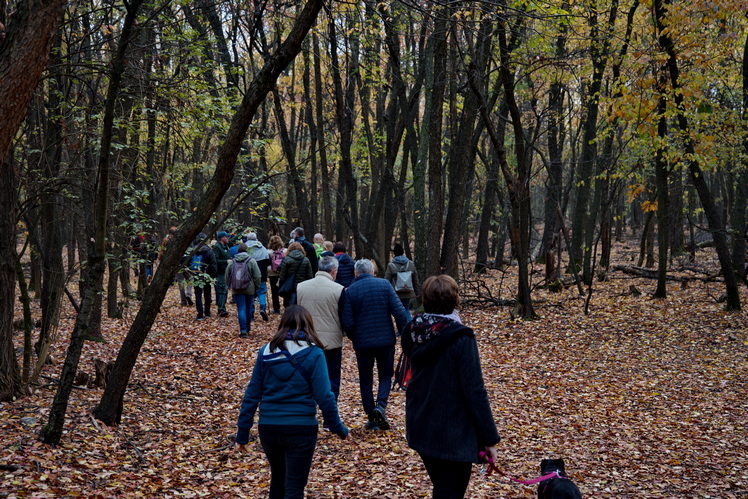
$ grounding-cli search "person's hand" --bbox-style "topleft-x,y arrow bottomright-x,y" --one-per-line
483,445 -> 498,463
333,424 -> 349,440
236,443 -> 248,454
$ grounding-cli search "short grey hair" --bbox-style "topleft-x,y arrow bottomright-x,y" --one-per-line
318,256 -> 339,273
354,259 -> 374,276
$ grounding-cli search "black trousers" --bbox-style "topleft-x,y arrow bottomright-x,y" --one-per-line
258,425 -> 318,499
419,454 -> 473,499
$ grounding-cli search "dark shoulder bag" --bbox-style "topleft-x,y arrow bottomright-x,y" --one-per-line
278,262 -> 301,298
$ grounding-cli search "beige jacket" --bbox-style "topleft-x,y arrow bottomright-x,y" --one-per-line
297,271 -> 344,350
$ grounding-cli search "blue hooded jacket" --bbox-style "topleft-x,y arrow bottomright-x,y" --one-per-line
236,338 -> 347,444
334,253 -> 355,287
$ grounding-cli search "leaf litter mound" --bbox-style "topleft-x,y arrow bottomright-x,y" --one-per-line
2,249 -> 748,498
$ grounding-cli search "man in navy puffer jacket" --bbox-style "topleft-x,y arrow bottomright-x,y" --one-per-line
342,259 -> 408,430
333,241 -> 355,287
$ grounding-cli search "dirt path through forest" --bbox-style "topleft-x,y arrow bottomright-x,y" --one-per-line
2,267 -> 747,497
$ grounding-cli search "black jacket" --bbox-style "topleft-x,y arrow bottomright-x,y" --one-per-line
278,249 -> 314,292
295,237 -> 318,273
401,314 -> 500,462
190,245 -> 218,278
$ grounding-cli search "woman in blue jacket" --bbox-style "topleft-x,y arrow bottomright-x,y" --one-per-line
236,305 -> 348,498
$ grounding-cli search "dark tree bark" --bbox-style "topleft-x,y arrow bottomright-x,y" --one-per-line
569,0 -> 617,282
327,13 -> 362,253
653,69 -> 669,298
40,0 -> 146,445
273,89 -> 312,230
0,0 -> 67,403
654,0 -> 740,310
425,10 -> 449,278
469,0 -> 535,319
732,32 -> 748,282
93,0 -> 326,426
312,31 -> 333,236
35,31 -> 67,374
440,17 -> 492,279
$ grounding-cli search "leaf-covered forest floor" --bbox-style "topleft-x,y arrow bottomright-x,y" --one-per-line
3,243 -> 748,498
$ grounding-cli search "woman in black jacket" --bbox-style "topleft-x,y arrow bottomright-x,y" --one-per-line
401,275 -> 500,498
278,241 -> 313,306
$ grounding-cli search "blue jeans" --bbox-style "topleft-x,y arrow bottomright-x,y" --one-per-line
233,294 -> 254,333
354,345 -> 395,414
249,282 -> 267,319
400,298 -> 412,321
324,348 -> 342,400
258,425 -> 318,499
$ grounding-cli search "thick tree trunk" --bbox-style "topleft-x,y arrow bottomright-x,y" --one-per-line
0,0 -> 67,403
732,33 -> 748,282
653,71 -> 669,298
440,17 -> 492,279
425,11 -> 449,278
93,0 -> 326,426
40,0 -> 146,445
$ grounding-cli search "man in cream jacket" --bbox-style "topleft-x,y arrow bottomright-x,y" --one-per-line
297,256 -> 345,399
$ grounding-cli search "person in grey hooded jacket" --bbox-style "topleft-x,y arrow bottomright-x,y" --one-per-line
225,244 -> 261,338
384,243 -> 419,320
245,232 -> 271,321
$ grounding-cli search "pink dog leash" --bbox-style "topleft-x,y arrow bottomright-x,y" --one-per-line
478,451 -> 567,485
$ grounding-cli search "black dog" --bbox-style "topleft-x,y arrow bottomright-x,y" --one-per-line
537,459 -> 582,498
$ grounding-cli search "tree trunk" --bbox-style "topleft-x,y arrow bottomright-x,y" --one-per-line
327,13 -> 362,254
654,0 -> 740,310
732,33 -> 748,282
653,70 -> 669,298
440,17 -> 492,279
312,31 -> 333,237
273,89 -> 311,230
0,0 -> 67,403
93,0 -> 326,426
425,10 -> 450,278
40,0 -> 146,445
568,0 -> 617,279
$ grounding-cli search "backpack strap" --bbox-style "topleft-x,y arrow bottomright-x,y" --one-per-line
278,349 -> 312,385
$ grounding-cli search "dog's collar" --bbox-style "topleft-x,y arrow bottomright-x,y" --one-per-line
538,471 -> 570,498
540,470 -> 569,481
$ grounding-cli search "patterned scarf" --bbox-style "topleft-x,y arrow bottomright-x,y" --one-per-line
410,313 -> 458,344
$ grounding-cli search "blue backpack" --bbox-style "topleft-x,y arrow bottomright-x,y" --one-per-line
190,252 -> 204,272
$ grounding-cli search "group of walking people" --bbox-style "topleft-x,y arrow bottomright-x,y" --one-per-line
232,232 -> 500,498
